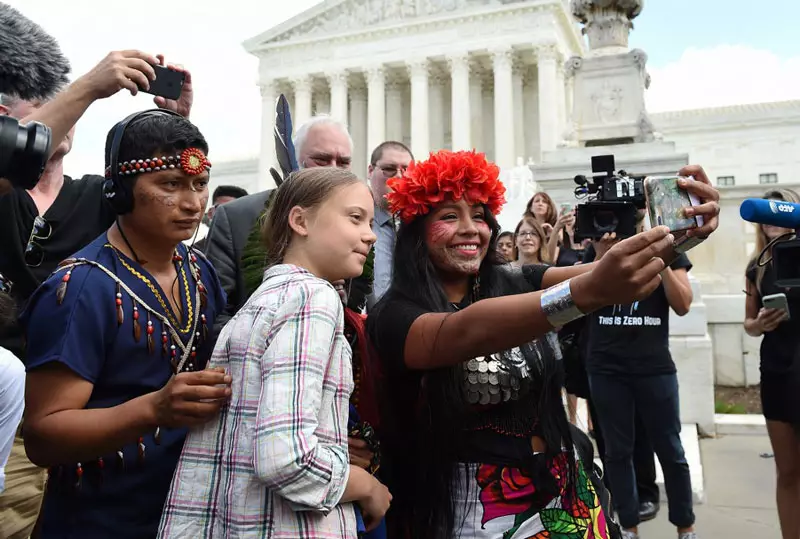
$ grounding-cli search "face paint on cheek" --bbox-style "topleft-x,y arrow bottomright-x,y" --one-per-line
426,220 -> 456,248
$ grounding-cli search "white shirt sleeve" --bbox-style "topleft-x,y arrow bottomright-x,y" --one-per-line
0,348 -> 25,494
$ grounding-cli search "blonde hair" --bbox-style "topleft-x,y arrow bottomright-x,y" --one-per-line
261,167 -> 361,266
749,188 -> 800,293
513,213 -> 551,264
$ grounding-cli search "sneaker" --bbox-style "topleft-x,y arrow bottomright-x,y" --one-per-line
622,531 -> 640,539
678,533 -> 698,539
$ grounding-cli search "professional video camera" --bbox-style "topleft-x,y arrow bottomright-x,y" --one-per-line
740,198 -> 800,288
0,116 -> 51,189
572,154 -> 646,241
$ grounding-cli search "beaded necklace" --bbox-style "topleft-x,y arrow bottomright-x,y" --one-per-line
51,245 -> 210,489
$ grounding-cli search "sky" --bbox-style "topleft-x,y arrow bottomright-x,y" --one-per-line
6,0 -> 800,179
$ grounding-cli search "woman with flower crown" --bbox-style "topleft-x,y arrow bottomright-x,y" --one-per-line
366,149 -> 720,539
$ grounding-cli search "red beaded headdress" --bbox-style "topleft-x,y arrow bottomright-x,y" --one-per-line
386,149 -> 507,223
104,147 -> 212,178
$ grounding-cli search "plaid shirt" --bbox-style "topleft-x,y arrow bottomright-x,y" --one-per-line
159,265 -> 356,538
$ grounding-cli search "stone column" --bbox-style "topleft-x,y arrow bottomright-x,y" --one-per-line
407,59 -> 430,159
349,86 -> 368,177
492,48 -> 515,169
469,70 -> 483,151
512,63 -> 525,163
429,72 -> 445,151
292,75 -> 313,127
385,78 -> 404,142
328,71 -> 349,123
258,81 -> 278,189
448,52 -> 471,151
366,66 -> 386,157
313,91 -> 330,116
536,46 -> 559,155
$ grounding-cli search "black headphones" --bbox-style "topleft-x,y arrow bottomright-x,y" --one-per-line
102,108 -> 183,215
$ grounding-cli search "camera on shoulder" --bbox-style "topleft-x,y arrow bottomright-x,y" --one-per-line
572,154 -> 645,241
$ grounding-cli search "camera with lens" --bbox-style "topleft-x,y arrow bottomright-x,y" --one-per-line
0,115 -> 51,190
572,154 -> 645,241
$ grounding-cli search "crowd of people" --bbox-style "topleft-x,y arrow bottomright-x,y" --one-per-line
0,37 -> 792,539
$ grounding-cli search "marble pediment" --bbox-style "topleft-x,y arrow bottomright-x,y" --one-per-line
247,0 -> 524,47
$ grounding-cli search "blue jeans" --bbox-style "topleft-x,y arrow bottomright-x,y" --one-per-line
589,372 -> 694,529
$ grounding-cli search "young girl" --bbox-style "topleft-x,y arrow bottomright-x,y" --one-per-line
159,168 -> 391,538
744,188 -> 800,539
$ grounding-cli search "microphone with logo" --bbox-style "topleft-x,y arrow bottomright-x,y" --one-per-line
740,197 -> 800,287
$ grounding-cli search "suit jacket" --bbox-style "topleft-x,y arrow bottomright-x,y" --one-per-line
204,190 -> 272,334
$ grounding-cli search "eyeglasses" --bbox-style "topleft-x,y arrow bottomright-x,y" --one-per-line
516,231 -> 540,239
376,164 -> 408,178
24,215 -> 52,268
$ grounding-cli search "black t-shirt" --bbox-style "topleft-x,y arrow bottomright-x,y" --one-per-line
0,175 -> 114,358
583,245 -> 693,376
367,264 -> 550,467
745,260 -> 800,374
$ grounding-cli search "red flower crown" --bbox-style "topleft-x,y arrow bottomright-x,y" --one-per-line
386,150 -> 507,223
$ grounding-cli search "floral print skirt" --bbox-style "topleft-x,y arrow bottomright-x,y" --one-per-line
452,454 -> 610,539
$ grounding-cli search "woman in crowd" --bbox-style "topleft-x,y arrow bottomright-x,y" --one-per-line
367,149 -> 719,538
526,192 -> 558,238
496,231 -> 514,263
547,204 -> 588,267
159,168 -> 391,538
511,214 -> 551,266
744,188 -> 800,539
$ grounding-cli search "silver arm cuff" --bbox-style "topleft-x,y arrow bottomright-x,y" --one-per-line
540,279 -> 585,327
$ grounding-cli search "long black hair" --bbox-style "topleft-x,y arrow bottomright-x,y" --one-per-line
369,206 -> 575,538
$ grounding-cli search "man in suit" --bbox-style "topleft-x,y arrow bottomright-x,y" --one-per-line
204,115 -> 353,332
193,185 -> 248,252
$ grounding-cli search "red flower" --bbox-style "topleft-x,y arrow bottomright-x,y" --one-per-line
475,464 -> 537,525
386,150 -> 507,223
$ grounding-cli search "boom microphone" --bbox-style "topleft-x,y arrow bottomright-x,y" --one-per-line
0,2 -> 71,100
739,198 -> 800,229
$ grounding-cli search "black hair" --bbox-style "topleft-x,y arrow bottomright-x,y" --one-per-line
104,113 -> 209,173
370,208 -> 575,538
212,185 -> 248,202
498,230 -> 513,242
369,140 -> 413,166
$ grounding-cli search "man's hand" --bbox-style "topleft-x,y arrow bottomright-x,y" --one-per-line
76,50 -> 159,100
151,367 -> 231,428
153,54 -> 193,118
591,232 -> 619,261
678,165 -> 720,238
348,437 -> 374,470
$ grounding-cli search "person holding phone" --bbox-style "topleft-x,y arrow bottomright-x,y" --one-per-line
0,49 -> 194,538
744,188 -> 800,539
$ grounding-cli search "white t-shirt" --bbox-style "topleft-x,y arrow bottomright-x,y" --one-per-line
0,347 -> 25,493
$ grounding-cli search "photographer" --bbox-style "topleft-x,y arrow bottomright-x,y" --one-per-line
0,50 -> 193,538
584,210 -> 697,539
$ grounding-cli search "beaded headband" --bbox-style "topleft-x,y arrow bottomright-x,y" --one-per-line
104,147 -> 212,179
386,149 -> 507,223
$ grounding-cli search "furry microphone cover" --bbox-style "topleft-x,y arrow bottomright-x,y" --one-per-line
0,2 -> 71,100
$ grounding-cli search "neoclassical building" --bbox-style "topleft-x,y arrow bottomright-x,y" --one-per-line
243,0 -> 581,186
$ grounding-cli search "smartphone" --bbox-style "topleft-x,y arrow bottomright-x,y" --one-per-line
763,293 -> 790,319
643,175 -> 704,233
560,202 -> 573,215
139,65 -> 185,100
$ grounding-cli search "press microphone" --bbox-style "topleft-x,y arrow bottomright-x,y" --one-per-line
0,2 -> 71,100
739,198 -> 800,229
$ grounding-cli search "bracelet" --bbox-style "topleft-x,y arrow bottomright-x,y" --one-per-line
540,279 -> 585,327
